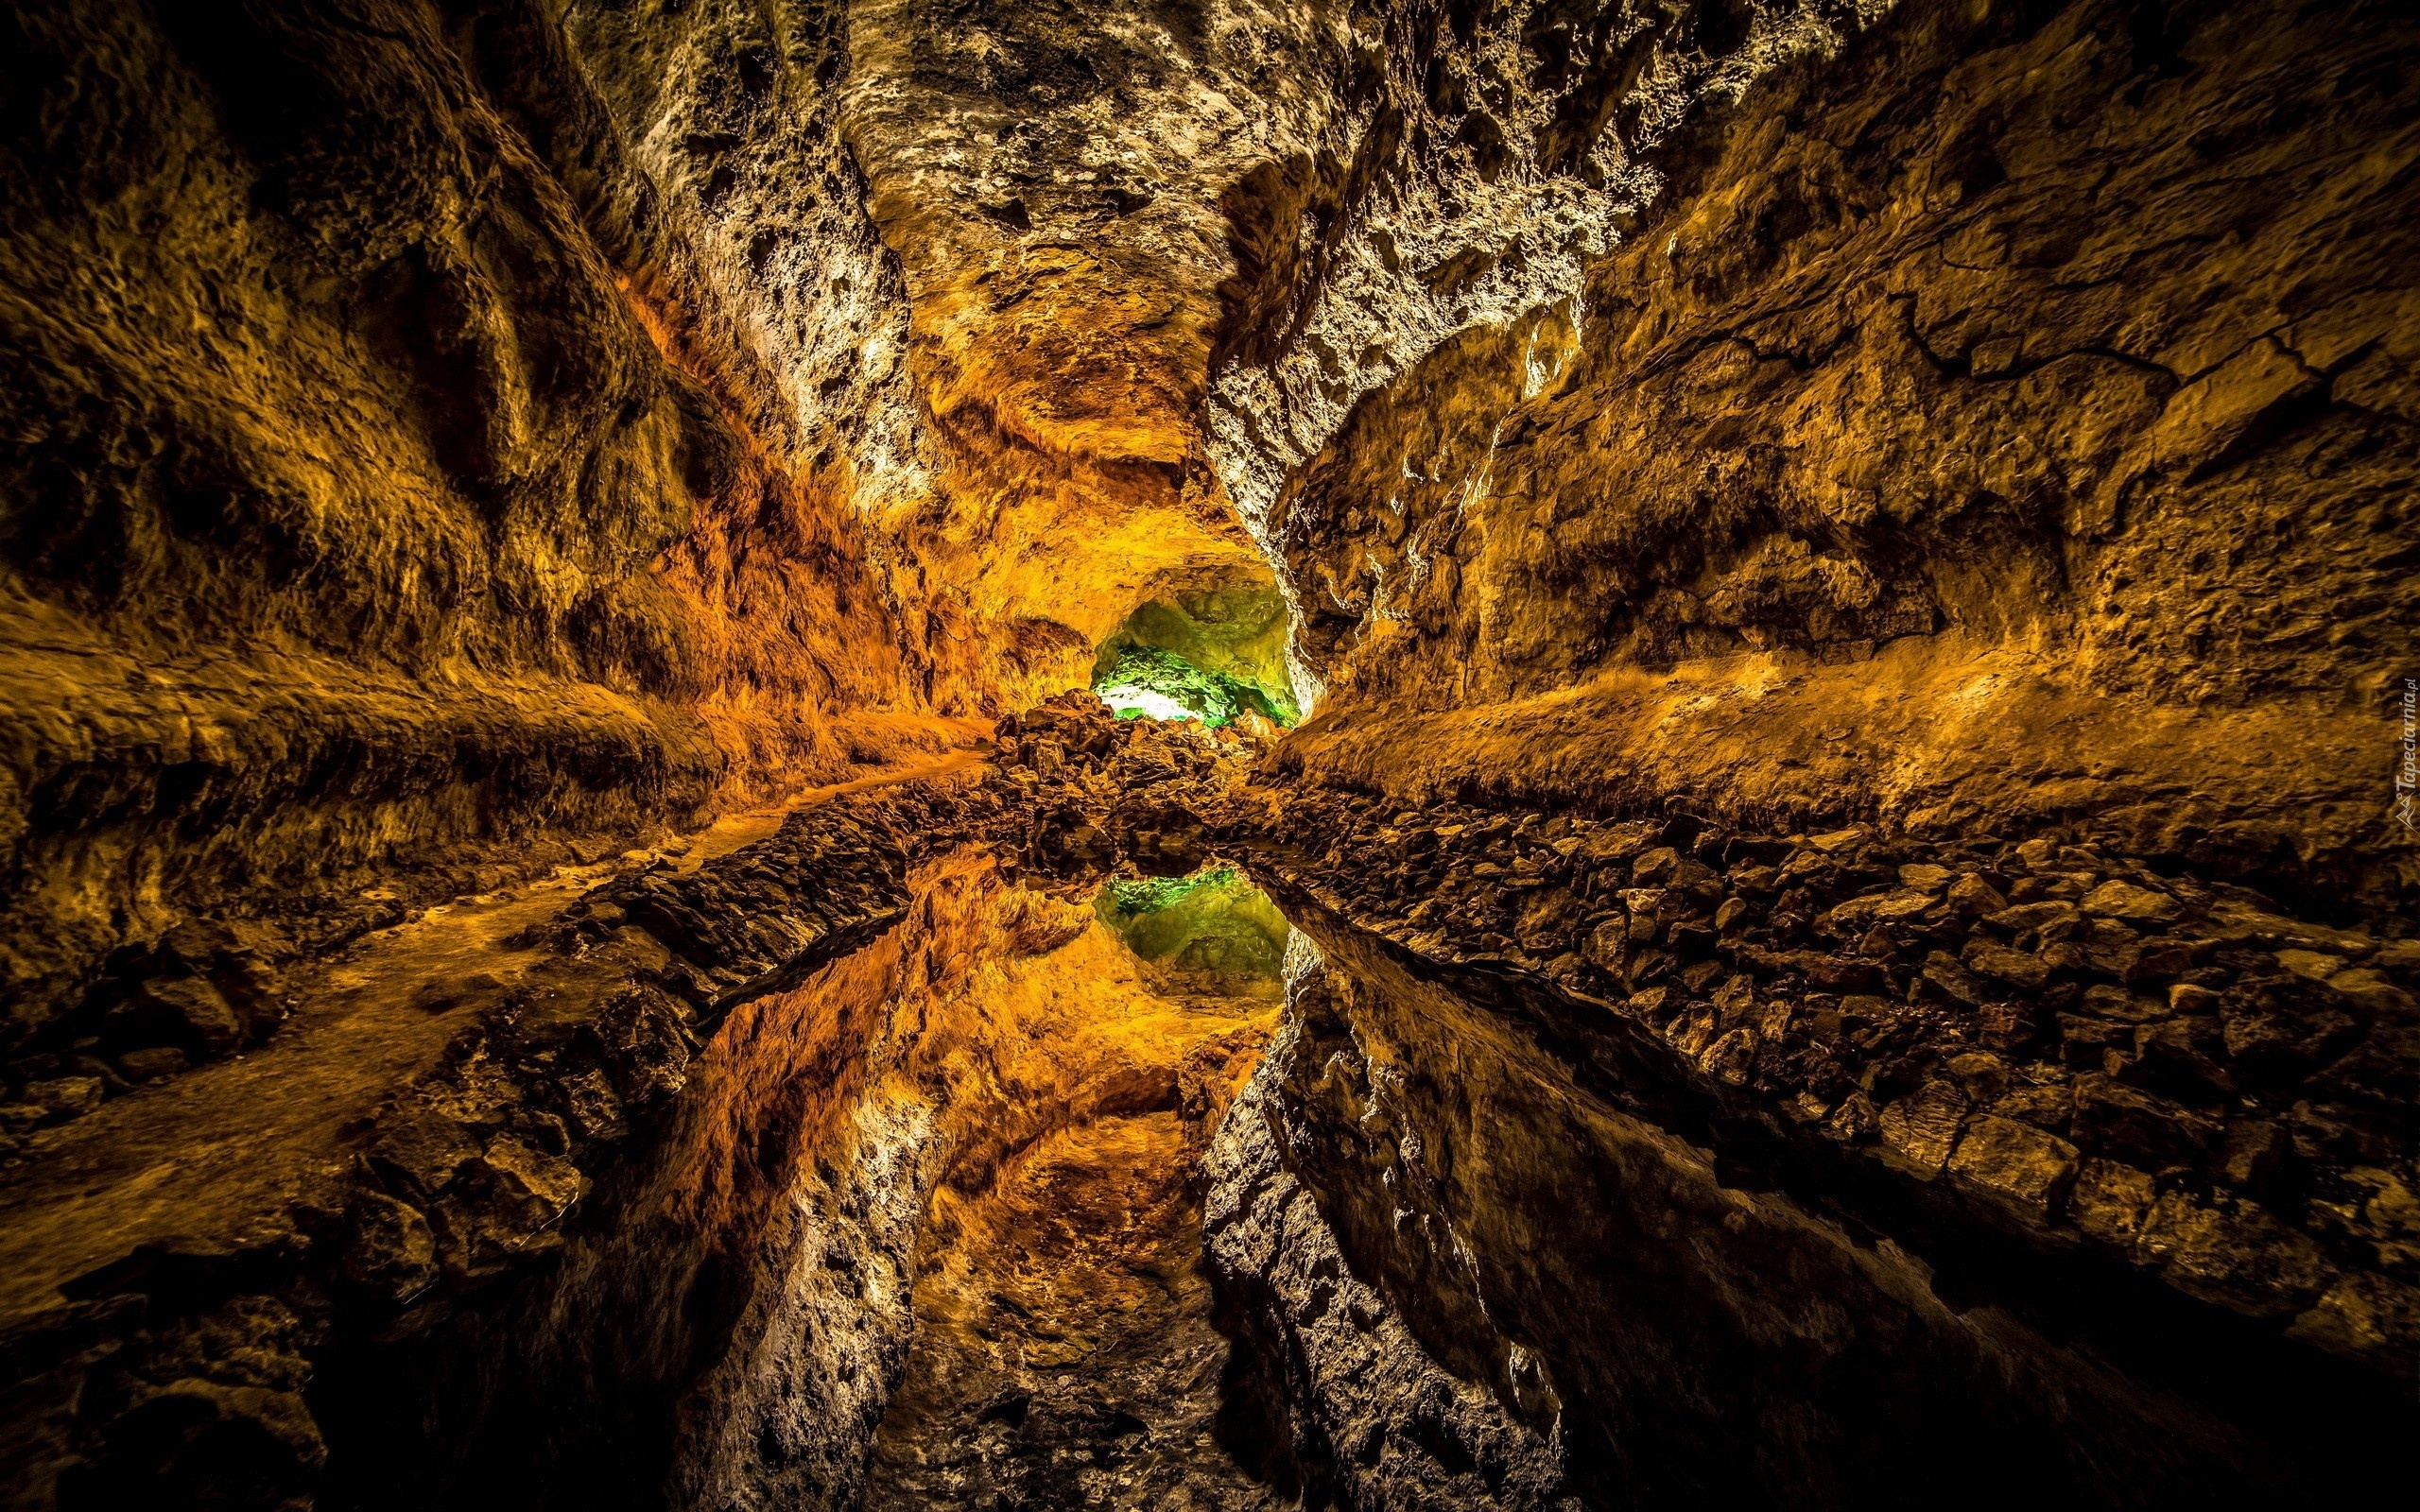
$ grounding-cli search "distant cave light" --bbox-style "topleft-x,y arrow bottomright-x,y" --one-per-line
1087,644 -> 1295,728
1095,864 -> 1293,991
1095,683 -> 1198,722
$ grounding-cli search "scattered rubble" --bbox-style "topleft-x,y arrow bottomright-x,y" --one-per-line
1254,783 -> 2420,1372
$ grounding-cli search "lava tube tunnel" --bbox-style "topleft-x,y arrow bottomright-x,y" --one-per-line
0,1 -> 2415,1509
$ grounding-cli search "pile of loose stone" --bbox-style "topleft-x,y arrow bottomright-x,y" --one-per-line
987,690 -> 1270,878
1256,784 -> 2419,1370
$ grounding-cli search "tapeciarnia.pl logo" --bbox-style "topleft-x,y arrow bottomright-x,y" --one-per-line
2400,678 -> 2419,832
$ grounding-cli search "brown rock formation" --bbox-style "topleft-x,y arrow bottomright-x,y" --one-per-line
1247,0 -> 2418,904
0,0 -> 948,1047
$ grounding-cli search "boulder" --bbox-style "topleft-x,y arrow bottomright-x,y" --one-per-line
23,1076 -> 103,1124
1922,951 -> 1989,1006
1700,1027 -> 1758,1086
2068,1159 -> 2157,1246
1945,873 -> 2009,917
1876,1080 -> 1970,1178
1961,937 -> 2049,990
118,1046 -> 190,1082
1948,1115 -> 2081,1223
2126,1018 -> 2234,1097
2070,1074 -> 2222,1170
1993,1081 -> 2074,1132
127,975 -> 248,1057
369,1113 -> 484,1199
2221,976 -> 2361,1080
2288,1273 -> 2420,1374
1824,1091 -> 1879,1143
340,1193 -> 439,1304
1630,847 -> 1683,885
2081,881 -> 2180,922
2136,1193 -> 2333,1318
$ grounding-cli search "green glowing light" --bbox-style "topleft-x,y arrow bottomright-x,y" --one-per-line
1096,865 -> 1292,986
1088,645 -> 1294,728
1101,866 -> 1238,919
1096,683 -> 1195,722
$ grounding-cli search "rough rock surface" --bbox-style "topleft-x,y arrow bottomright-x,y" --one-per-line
861,1110 -> 1276,1511
0,0 -> 949,1052
4,684 -> 2414,1506
1249,784 -> 2420,1378
1244,0 -> 2419,908
0,708 -> 1269,1509
0,767 -> 987,1510
1202,887 -> 2404,1506
555,0 -> 1326,712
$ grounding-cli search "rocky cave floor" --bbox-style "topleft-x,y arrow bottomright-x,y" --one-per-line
0,693 -> 2412,1508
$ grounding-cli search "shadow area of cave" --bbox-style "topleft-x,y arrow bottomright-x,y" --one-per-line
1207,876 -> 2408,1512
299,839 -> 2400,1512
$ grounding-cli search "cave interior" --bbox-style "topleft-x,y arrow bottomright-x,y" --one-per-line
1,0 -> 2416,1508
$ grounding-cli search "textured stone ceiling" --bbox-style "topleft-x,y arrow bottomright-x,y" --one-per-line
563,0 -> 1352,713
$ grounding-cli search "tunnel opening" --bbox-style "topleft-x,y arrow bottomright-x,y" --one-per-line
1095,864 -> 1293,992
1089,585 -> 1300,729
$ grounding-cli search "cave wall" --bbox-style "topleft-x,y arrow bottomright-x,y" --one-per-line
551,0 -> 1361,712
1220,0 -> 2420,906
830,0 -> 1338,701
0,0 -> 939,1045
7,0 -> 2406,1017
